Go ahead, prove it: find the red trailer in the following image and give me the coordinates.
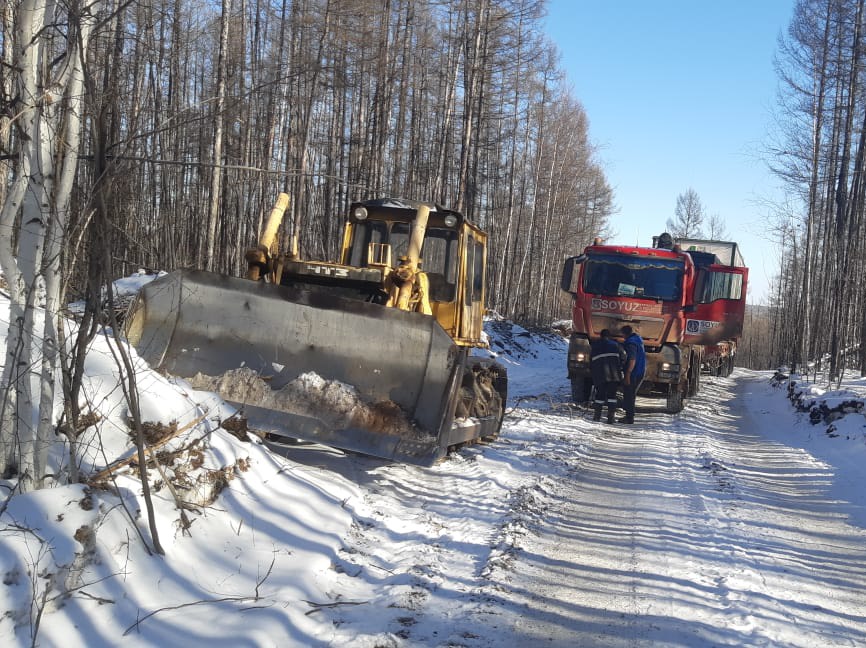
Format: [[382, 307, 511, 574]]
[[673, 237, 748, 378]]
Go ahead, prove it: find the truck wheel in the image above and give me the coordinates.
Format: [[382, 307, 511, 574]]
[[666, 388, 684, 413], [571, 377, 592, 405], [687, 360, 701, 397]]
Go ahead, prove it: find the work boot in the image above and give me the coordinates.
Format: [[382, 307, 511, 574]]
[[593, 406, 602, 422]]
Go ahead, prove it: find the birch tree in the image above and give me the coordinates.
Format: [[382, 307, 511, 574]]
[[0, 0, 98, 490]]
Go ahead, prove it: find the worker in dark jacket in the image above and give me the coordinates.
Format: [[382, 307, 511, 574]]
[[590, 329, 624, 423], [620, 325, 646, 424]]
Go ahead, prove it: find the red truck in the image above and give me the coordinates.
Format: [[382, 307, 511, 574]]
[[560, 234, 748, 413]]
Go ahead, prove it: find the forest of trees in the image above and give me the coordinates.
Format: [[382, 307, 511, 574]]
[[0, 0, 614, 487], [764, 0, 866, 378], [1, 0, 613, 323]]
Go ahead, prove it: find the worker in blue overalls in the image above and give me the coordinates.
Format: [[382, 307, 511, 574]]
[[620, 325, 646, 424]]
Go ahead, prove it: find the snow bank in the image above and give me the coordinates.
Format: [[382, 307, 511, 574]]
[[476, 317, 570, 404], [775, 370, 866, 441], [67, 269, 165, 318], [0, 291, 357, 646]]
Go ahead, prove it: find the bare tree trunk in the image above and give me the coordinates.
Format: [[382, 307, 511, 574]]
[[456, 0, 488, 214], [0, 0, 99, 490], [797, 0, 834, 372], [205, 0, 232, 272], [0, 0, 14, 209], [432, 13, 460, 203], [0, 0, 48, 487], [35, 4, 95, 485]]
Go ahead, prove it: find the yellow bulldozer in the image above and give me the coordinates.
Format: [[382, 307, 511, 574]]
[[124, 196, 507, 466]]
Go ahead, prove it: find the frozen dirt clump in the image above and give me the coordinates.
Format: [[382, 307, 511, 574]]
[[191, 369, 424, 438], [191, 367, 272, 403]]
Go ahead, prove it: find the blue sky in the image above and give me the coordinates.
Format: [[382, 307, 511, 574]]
[[543, 0, 796, 303]]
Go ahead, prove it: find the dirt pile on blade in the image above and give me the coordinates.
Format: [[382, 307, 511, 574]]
[[192, 367, 273, 403], [190, 368, 423, 438]]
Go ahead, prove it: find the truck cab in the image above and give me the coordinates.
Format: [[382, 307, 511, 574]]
[[561, 243, 695, 407]]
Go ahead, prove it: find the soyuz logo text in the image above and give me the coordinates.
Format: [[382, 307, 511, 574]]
[[686, 319, 720, 333], [591, 298, 658, 313]]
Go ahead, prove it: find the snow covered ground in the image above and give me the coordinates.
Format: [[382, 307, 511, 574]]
[[1, 292, 866, 647]]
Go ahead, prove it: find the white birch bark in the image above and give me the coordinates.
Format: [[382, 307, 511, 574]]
[[0, 0, 97, 489], [0, 1, 14, 209], [35, 4, 97, 486], [0, 0, 47, 488]]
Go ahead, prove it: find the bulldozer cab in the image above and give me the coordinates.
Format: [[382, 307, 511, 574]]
[[338, 199, 488, 347]]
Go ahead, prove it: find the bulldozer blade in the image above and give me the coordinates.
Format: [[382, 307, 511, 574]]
[[124, 270, 461, 465], [229, 403, 445, 465]]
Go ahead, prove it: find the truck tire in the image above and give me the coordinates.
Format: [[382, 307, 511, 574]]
[[666, 388, 684, 413], [687, 358, 701, 397], [571, 376, 592, 405]]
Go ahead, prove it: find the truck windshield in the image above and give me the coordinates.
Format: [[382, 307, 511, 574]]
[[583, 253, 684, 301]]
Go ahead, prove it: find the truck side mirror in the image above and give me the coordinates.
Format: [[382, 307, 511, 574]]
[[561, 256, 584, 293]]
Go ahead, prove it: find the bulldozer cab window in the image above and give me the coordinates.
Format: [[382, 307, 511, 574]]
[[389, 223, 412, 263], [422, 230, 458, 276], [464, 234, 485, 306], [464, 237, 474, 306], [348, 221, 458, 300], [420, 226, 458, 302], [472, 239, 484, 302], [349, 221, 388, 266], [388, 223, 457, 274]]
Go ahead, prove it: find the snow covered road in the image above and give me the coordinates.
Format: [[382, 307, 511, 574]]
[[314, 369, 866, 647], [475, 372, 866, 647]]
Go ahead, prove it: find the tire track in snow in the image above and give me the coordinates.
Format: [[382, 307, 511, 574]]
[[311, 414, 578, 648], [292, 367, 866, 647], [461, 372, 866, 647], [669, 380, 761, 637]]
